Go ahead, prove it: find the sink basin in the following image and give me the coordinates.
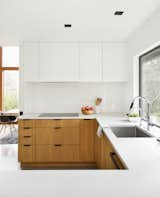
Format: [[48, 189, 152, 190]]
[[111, 126, 152, 138]]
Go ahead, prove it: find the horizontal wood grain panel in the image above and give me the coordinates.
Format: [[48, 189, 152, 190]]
[[35, 127, 79, 145], [19, 120, 34, 128], [19, 145, 34, 163], [35, 119, 80, 128], [35, 145, 80, 162], [19, 136, 33, 145]]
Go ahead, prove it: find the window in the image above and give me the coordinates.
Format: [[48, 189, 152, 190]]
[[139, 46, 160, 126], [0, 47, 19, 112]]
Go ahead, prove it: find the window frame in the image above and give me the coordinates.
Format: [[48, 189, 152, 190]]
[[0, 46, 19, 111], [139, 45, 160, 128]]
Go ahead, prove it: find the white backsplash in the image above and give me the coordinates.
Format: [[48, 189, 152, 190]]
[[22, 82, 128, 114]]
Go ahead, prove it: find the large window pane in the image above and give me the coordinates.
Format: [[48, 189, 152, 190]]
[[2, 47, 19, 67], [3, 71, 19, 112], [140, 46, 160, 125]]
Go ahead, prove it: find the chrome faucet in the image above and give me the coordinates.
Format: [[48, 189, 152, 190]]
[[129, 96, 151, 130]]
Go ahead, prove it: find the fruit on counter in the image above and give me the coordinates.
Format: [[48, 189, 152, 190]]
[[81, 105, 94, 115], [81, 106, 94, 111]]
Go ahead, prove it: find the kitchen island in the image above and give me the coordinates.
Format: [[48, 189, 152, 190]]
[[2, 113, 158, 197], [18, 113, 126, 169]]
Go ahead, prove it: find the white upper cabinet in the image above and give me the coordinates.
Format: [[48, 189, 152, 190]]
[[102, 43, 127, 81], [39, 43, 79, 81], [79, 43, 102, 81], [22, 42, 127, 82], [23, 43, 39, 81]]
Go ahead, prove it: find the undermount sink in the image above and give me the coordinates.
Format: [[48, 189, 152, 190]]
[[111, 126, 152, 138]]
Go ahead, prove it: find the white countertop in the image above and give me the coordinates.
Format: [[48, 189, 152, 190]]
[[18, 112, 123, 119], [2, 114, 160, 197]]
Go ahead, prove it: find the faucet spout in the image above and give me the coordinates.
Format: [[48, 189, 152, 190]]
[[129, 96, 151, 130]]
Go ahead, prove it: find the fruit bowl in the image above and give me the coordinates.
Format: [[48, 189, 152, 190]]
[[81, 106, 94, 115], [81, 109, 94, 115]]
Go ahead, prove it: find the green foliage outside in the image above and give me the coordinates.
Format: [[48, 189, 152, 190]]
[[4, 93, 18, 111]]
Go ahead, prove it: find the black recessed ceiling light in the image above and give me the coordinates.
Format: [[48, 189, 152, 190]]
[[114, 11, 124, 16], [64, 24, 72, 28]]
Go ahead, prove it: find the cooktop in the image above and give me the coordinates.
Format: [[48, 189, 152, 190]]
[[38, 113, 79, 117]]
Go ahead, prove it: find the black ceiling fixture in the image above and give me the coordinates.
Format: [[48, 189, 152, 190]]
[[64, 24, 72, 28], [114, 11, 124, 16]]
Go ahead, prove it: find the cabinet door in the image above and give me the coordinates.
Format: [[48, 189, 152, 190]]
[[102, 135, 125, 169], [102, 43, 127, 81], [23, 43, 39, 81], [95, 133, 103, 168], [20, 145, 34, 162], [80, 119, 95, 162], [51, 145, 79, 162], [35, 128, 51, 145], [35, 145, 51, 162], [51, 127, 79, 145], [39, 43, 79, 81], [79, 43, 102, 81]]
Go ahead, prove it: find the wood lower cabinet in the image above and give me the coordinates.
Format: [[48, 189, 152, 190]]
[[18, 119, 125, 169], [35, 145, 80, 162], [95, 132, 125, 170], [79, 119, 95, 162], [35, 127, 79, 145], [19, 144, 34, 163], [51, 145, 79, 162], [35, 145, 51, 162], [18, 119, 95, 168]]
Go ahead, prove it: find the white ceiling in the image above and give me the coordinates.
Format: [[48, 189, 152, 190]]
[[0, 0, 160, 43]]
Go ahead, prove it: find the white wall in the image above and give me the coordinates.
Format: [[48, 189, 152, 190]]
[[22, 82, 128, 113], [127, 7, 160, 102], [20, 41, 129, 114]]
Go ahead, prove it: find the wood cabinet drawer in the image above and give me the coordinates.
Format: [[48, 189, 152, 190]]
[[35, 119, 80, 128], [35, 145, 79, 162], [20, 136, 33, 144], [20, 128, 33, 136], [19, 120, 34, 128], [35, 145, 51, 162], [51, 127, 79, 145], [52, 119, 80, 128], [35, 120, 53, 128], [35, 128, 51, 145], [20, 145, 33, 162], [51, 145, 79, 162], [35, 127, 79, 145]]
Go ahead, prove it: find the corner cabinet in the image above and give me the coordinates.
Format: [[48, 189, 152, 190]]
[[39, 43, 79, 82]]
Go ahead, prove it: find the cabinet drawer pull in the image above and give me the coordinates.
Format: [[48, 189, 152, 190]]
[[84, 119, 91, 120], [54, 127, 61, 129], [23, 136, 31, 138], [23, 127, 31, 129], [53, 119, 62, 121], [23, 145, 31, 147], [54, 144, 62, 147], [110, 152, 121, 169]]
